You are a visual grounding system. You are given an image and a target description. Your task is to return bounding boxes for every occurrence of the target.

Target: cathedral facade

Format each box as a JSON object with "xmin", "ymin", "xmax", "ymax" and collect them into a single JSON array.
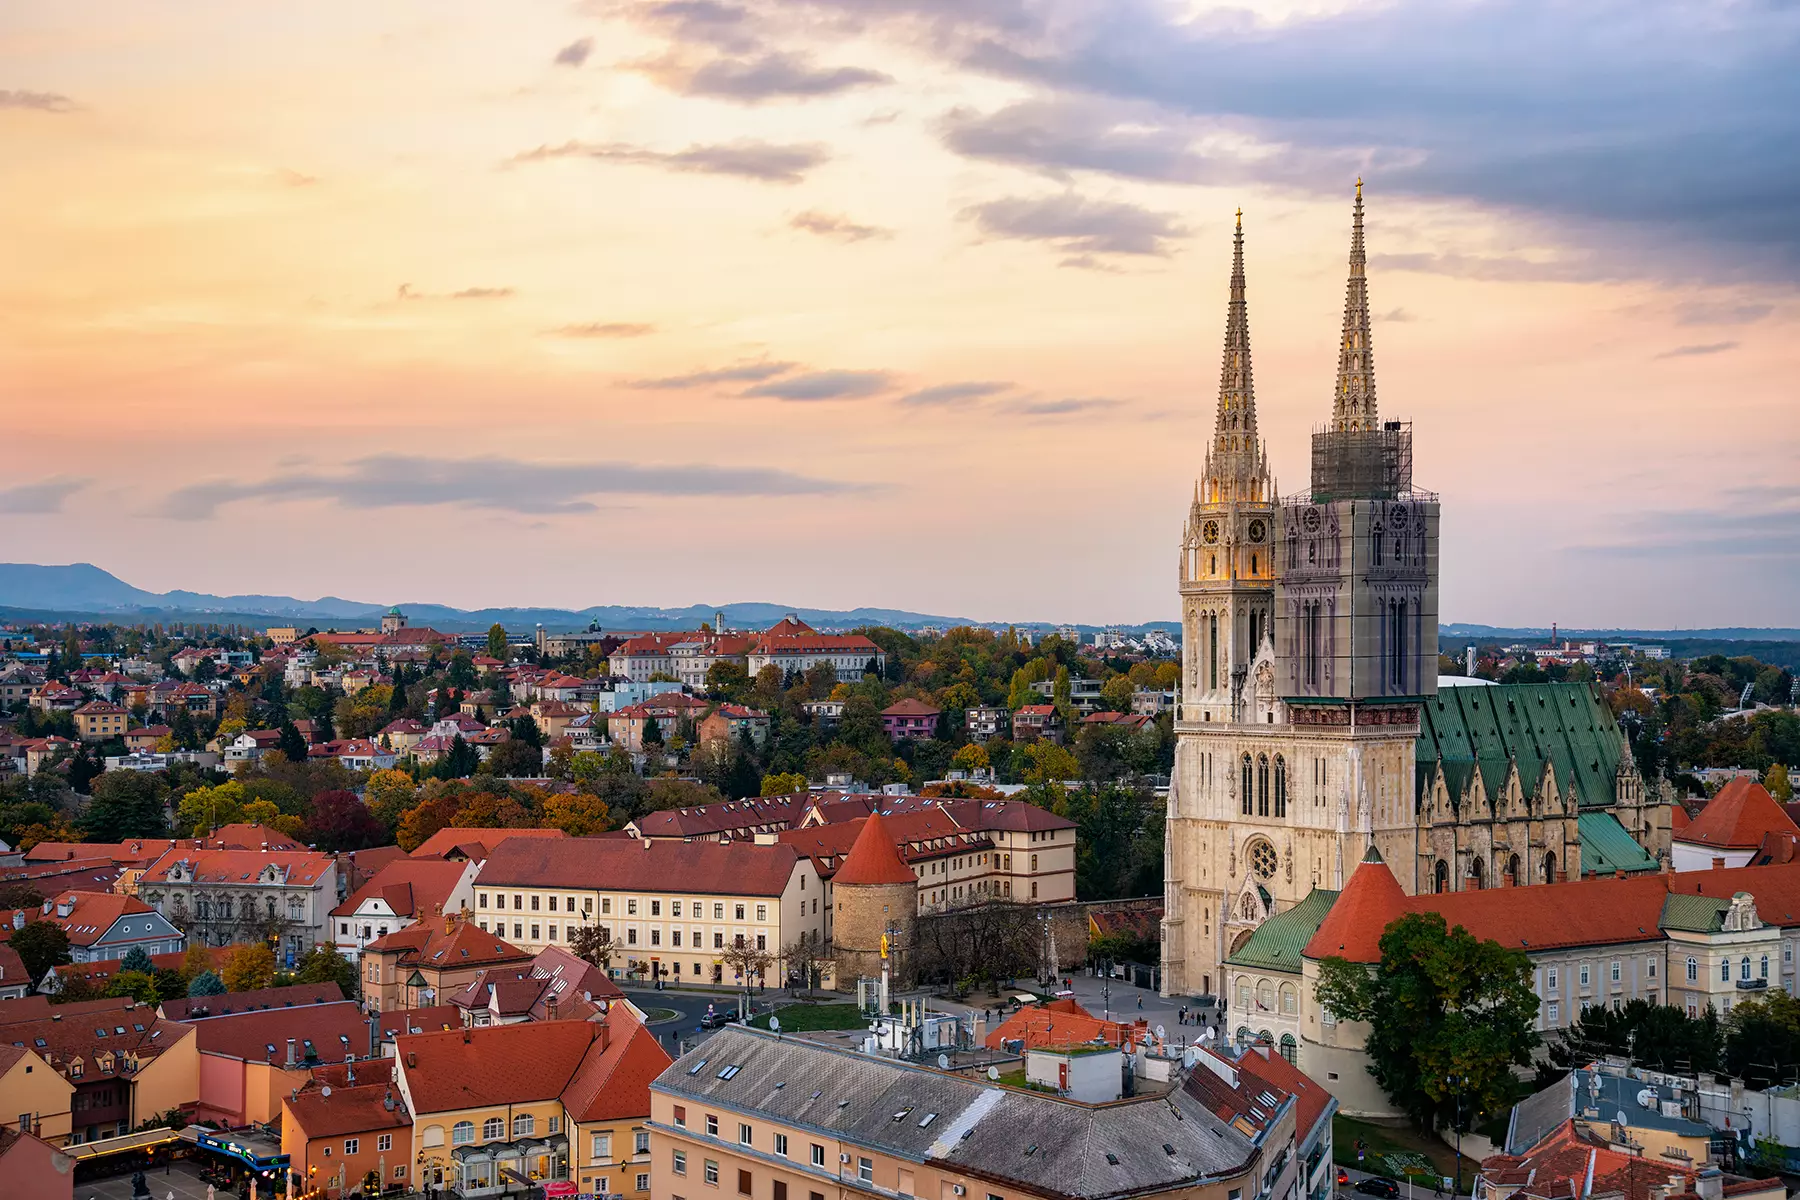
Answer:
[{"xmin": 1161, "ymin": 187, "xmax": 1668, "ymax": 1001}]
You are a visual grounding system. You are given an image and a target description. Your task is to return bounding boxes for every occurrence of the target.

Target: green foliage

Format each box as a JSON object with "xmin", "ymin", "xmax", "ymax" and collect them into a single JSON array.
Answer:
[
  {"xmin": 152, "ymin": 968, "xmax": 187, "ymax": 1002},
  {"xmin": 486, "ymin": 624, "xmax": 508, "ymax": 659},
  {"xmin": 119, "ymin": 946, "xmax": 155, "ymax": 975},
  {"xmin": 1724, "ymin": 989, "xmax": 1800, "ymax": 1086},
  {"xmin": 1767, "ymin": 763, "xmax": 1793, "ymax": 803},
  {"xmin": 83, "ymin": 771, "xmax": 168, "ymax": 841},
  {"xmin": 295, "ymin": 944, "xmax": 358, "ymax": 998},
  {"xmin": 104, "ymin": 970, "xmax": 159, "ymax": 1003},
  {"xmin": 1059, "ymin": 783, "xmax": 1164, "ymax": 900},
  {"xmin": 9, "ymin": 920, "xmax": 71, "ymax": 983},
  {"xmin": 1552, "ymin": 998, "xmax": 1721, "ymax": 1074},
  {"xmin": 186, "ymin": 969, "xmax": 227, "ymax": 997},
  {"xmin": 761, "ymin": 771, "xmax": 808, "ymax": 796},
  {"xmin": 1315, "ymin": 911, "xmax": 1540, "ymax": 1132}
]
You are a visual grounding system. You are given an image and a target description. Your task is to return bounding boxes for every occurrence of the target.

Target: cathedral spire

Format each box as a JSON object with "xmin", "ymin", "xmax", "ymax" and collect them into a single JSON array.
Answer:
[
  {"xmin": 1214, "ymin": 208, "xmax": 1256, "ymax": 447},
  {"xmin": 1331, "ymin": 179, "xmax": 1377, "ymax": 432}
]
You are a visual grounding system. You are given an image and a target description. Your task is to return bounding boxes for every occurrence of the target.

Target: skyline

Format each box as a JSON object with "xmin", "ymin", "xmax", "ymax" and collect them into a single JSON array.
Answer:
[{"xmin": 3, "ymin": 1, "xmax": 1796, "ymax": 627}]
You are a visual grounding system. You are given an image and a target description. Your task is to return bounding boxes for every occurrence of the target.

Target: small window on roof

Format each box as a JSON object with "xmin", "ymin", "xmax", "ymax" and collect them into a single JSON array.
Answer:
[
  {"xmin": 918, "ymin": 1113, "xmax": 937, "ymax": 1128},
  {"xmin": 687, "ymin": 1059, "xmax": 709, "ymax": 1076},
  {"xmin": 1105, "ymin": 1154, "xmax": 1120, "ymax": 1166},
  {"xmin": 718, "ymin": 1065, "xmax": 741, "ymax": 1080}
]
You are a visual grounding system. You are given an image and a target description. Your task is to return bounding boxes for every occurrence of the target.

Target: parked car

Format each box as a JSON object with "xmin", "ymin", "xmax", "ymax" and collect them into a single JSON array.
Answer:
[
  {"xmin": 1354, "ymin": 1178, "xmax": 1400, "ymax": 1199},
  {"xmin": 701, "ymin": 1008, "xmax": 742, "ymax": 1029}
]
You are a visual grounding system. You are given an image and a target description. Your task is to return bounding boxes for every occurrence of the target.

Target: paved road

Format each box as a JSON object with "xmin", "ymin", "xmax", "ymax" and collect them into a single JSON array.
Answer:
[{"xmin": 623, "ymin": 987, "xmax": 784, "ymax": 1053}]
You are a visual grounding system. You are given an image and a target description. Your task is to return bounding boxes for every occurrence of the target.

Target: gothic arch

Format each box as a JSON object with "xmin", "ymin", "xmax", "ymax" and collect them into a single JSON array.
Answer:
[
  {"xmin": 1434, "ymin": 859, "xmax": 1450, "ymax": 894},
  {"xmin": 1542, "ymin": 851, "xmax": 1557, "ymax": 885}
]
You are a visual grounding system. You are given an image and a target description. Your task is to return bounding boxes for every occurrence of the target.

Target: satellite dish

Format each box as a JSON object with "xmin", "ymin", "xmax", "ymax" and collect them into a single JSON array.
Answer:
[
  {"xmin": 1616, "ymin": 1111, "xmax": 1629, "ymax": 1127},
  {"xmin": 1637, "ymin": 1088, "xmax": 1656, "ymax": 1108},
  {"xmin": 938, "ymin": 1053, "xmax": 950, "ymax": 1069},
  {"xmin": 1205, "ymin": 1025, "xmax": 1216, "ymax": 1040},
  {"xmin": 1156, "ymin": 1024, "xmax": 1166, "ymax": 1040},
  {"xmin": 321, "ymin": 1085, "xmax": 331, "ymax": 1098},
  {"xmin": 770, "ymin": 1017, "xmax": 781, "ymax": 1033},
  {"xmin": 987, "ymin": 1066, "xmax": 1000, "ymax": 1081}
]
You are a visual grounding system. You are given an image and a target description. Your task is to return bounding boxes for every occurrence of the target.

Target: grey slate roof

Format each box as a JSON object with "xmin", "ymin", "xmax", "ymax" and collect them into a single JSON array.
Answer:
[{"xmin": 651, "ymin": 1027, "xmax": 1262, "ymax": 1200}]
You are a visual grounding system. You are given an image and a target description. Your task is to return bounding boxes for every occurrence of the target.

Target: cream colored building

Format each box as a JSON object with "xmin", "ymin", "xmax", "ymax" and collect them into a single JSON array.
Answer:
[{"xmin": 472, "ymin": 837, "xmax": 825, "ymax": 986}]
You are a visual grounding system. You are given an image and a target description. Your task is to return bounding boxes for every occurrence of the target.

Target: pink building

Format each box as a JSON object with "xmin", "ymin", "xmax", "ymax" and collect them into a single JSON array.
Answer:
[{"xmin": 880, "ymin": 698, "xmax": 941, "ymax": 741}]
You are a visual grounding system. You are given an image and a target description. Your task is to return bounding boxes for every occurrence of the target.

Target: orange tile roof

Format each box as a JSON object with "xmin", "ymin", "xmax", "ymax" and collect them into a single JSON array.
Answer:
[
  {"xmin": 984, "ymin": 998, "xmax": 1145, "ymax": 1052},
  {"xmin": 364, "ymin": 914, "xmax": 530, "ymax": 971},
  {"xmin": 407, "ymin": 826, "xmax": 568, "ymax": 861},
  {"xmin": 560, "ymin": 1008, "xmax": 673, "ymax": 1123},
  {"xmin": 1678, "ymin": 779, "xmax": 1799, "ymax": 849},
  {"xmin": 331, "ymin": 857, "xmax": 471, "ymax": 919},
  {"xmin": 397, "ymin": 1020, "xmax": 603, "ymax": 1114},
  {"xmin": 1301, "ymin": 845, "xmax": 1408, "ymax": 962},
  {"xmin": 284, "ymin": 1080, "xmax": 411, "ymax": 1141},
  {"xmin": 831, "ymin": 811, "xmax": 918, "ymax": 887}
]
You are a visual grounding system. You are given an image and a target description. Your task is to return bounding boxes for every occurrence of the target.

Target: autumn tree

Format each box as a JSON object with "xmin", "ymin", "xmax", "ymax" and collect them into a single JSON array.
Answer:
[
  {"xmin": 305, "ymin": 790, "xmax": 386, "ymax": 851},
  {"xmin": 543, "ymin": 791, "xmax": 611, "ymax": 836},
  {"xmin": 10, "ymin": 920, "xmax": 71, "ymax": 983},
  {"xmin": 761, "ymin": 771, "xmax": 807, "ymax": 796},
  {"xmin": 568, "ymin": 923, "xmax": 615, "ymax": 970},
  {"xmin": 720, "ymin": 939, "xmax": 774, "ymax": 988},
  {"xmin": 83, "ymin": 771, "xmax": 168, "ymax": 840},
  {"xmin": 295, "ymin": 945, "xmax": 358, "ymax": 998},
  {"xmin": 221, "ymin": 943, "xmax": 276, "ymax": 993}
]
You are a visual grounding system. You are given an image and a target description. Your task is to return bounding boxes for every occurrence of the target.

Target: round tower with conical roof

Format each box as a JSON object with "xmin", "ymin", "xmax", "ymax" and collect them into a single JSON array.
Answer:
[{"xmin": 830, "ymin": 811, "xmax": 918, "ymax": 994}]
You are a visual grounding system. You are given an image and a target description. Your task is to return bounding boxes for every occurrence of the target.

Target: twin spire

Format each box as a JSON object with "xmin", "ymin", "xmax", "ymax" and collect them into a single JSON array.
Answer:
[{"xmin": 1208, "ymin": 182, "xmax": 1378, "ymax": 445}]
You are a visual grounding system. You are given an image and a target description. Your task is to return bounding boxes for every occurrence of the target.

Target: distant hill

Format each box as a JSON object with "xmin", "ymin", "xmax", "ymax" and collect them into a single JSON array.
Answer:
[{"xmin": 0, "ymin": 561, "xmax": 1184, "ymax": 635}]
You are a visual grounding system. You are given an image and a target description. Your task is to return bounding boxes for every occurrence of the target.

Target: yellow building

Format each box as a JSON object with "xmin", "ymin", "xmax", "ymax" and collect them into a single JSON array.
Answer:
[
  {"xmin": 395, "ymin": 1007, "xmax": 669, "ymax": 1196},
  {"xmin": 0, "ymin": 1045, "xmax": 75, "ymax": 1145}
]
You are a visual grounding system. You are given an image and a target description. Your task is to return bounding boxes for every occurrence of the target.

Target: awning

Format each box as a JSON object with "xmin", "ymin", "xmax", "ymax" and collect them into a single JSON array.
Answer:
[{"xmin": 62, "ymin": 1127, "xmax": 182, "ymax": 1161}]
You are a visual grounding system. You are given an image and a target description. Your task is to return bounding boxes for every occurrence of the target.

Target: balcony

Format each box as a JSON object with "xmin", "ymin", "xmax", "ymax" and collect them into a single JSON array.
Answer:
[{"xmin": 1735, "ymin": 977, "xmax": 1769, "ymax": 990}]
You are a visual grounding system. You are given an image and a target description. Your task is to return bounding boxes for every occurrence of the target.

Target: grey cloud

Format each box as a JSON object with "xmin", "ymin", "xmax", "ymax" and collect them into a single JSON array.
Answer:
[
  {"xmin": 154, "ymin": 455, "xmax": 860, "ymax": 520},
  {"xmin": 898, "ymin": 381, "xmax": 1010, "ymax": 406},
  {"xmin": 547, "ymin": 322, "xmax": 657, "ymax": 338},
  {"xmin": 649, "ymin": 52, "xmax": 892, "ymax": 102},
  {"xmin": 1655, "ymin": 341, "xmax": 1738, "ymax": 359},
  {"xmin": 741, "ymin": 370, "xmax": 892, "ymax": 400},
  {"xmin": 1675, "ymin": 300, "xmax": 1774, "ymax": 326},
  {"xmin": 1375, "ymin": 308, "xmax": 1416, "ymax": 323},
  {"xmin": 939, "ymin": 99, "xmax": 1209, "ymax": 183},
  {"xmin": 1579, "ymin": 486, "xmax": 1800, "ymax": 559},
  {"xmin": 1007, "ymin": 397, "xmax": 1122, "ymax": 416},
  {"xmin": 1373, "ymin": 252, "xmax": 1619, "ymax": 284},
  {"xmin": 963, "ymin": 192, "xmax": 1187, "ymax": 257},
  {"xmin": 507, "ymin": 139, "xmax": 830, "ymax": 184},
  {"xmin": 789, "ymin": 210, "xmax": 892, "ymax": 242},
  {"xmin": 629, "ymin": 361, "xmax": 795, "ymax": 389},
  {"xmin": 632, "ymin": 0, "xmax": 762, "ymax": 53},
  {"xmin": 0, "ymin": 90, "xmax": 75, "ymax": 113},
  {"xmin": 554, "ymin": 38, "xmax": 595, "ymax": 67},
  {"xmin": 452, "ymin": 287, "xmax": 515, "ymax": 300},
  {"xmin": 0, "ymin": 477, "xmax": 88, "ymax": 514}
]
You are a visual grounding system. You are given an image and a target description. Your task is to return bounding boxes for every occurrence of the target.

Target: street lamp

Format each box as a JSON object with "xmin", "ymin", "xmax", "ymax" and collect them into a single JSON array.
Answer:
[{"xmin": 1445, "ymin": 1075, "xmax": 1468, "ymax": 1196}]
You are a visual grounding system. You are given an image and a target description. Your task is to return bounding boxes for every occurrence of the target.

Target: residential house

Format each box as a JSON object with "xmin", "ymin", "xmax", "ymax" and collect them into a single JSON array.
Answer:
[
  {"xmin": 123, "ymin": 726, "xmax": 170, "ymax": 752},
  {"xmin": 743, "ymin": 615, "xmax": 884, "ymax": 684},
  {"xmin": 185, "ymin": 999, "xmax": 385, "ymax": 1127},
  {"xmin": 0, "ymin": 1122, "xmax": 74, "ymax": 1200},
  {"xmin": 1672, "ymin": 779, "xmax": 1799, "ymax": 872},
  {"xmin": 0, "ymin": 1043, "xmax": 74, "ymax": 1144},
  {"xmin": 1131, "ymin": 689, "xmax": 1177, "ymax": 716},
  {"xmin": 0, "ymin": 893, "xmax": 185, "ymax": 963},
  {"xmin": 71, "ymin": 702, "xmax": 128, "ymax": 743},
  {"xmin": 223, "ymin": 728, "xmax": 285, "ymax": 765},
  {"xmin": 801, "ymin": 698, "xmax": 844, "ymax": 730},
  {"xmin": 0, "ymin": 999, "xmax": 199, "ymax": 1146},
  {"xmin": 0, "ymin": 667, "xmax": 45, "ymax": 708},
  {"xmin": 149, "ymin": 681, "xmax": 217, "ymax": 720},
  {"xmin": 281, "ymin": 1080, "xmax": 414, "ymax": 1199},
  {"xmin": 407, "ymin": 827, "xmax": 569, "ymax": 863},
  {"xmin": 964, "ymin": 705, "xmax": 1009, "ymax": 742},
  {"xmin": 395, "ymin": 1006, "xmax": 669, "ymax": 1199},
  {"xmin": 30, "ymin": 685, "xmax": 85, "ymax": 715},
  {"xmin": 531, "ymin": 700, "xmax": 586, "ymax": 744},
  {"xmin": 697, "ymin": 704, "xmax": 771, "ymax": 752},
  {"xmin": 377, "ymin": 718, "xmax": 429, "ymax": 752},
  {"xmin": 1011, "ymin": 704, "xmax": 1065, "ymax": 743},
  {"xmin": 649, "ymin": 1026, "xmax": 1305, "ymax": 1200},
  {"xmin": 880, "ymin": 698, "xmax": 941, "ymax": 741},
  {"xmin": 331, "ymin": 857, "xmax": 480, "ymax": 961},
  {"xmin": 0, "ymin": 942, "xmax": 29, "ymax": 1000},
  {"xmin": 443, "ymin": 944, "xmax": 625, "ymax": 1028},
  {"xmin": 471, "ymin": 838, "xmax": 825, "ymax": 986},
  {"xmin": 360, "ymin": 914, "xmax": 532, "ymax": 1014},
  {"xmin": 1030, "ymin": 674, "xmax": 1104, "ymax": 713},
  {"xmin": 137, "ymin": 848, "xmax": 340, "ymax": 961}
]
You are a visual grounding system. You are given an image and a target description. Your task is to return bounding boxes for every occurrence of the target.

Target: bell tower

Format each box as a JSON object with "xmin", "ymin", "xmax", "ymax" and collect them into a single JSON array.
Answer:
[{"xmin": 1180, "ymin": 211, "xmax": 1278, "ymax": 726}]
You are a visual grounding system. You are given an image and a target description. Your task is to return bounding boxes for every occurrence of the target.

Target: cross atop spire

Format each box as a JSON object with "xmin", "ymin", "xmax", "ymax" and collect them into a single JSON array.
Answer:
[
  {"xmin": 1214, "ymin": 209, "xmax": 1256, "ymax": 447},
  {"xmin": 1331, "ymin": 181, "xmax": 1377, "ymax": 432}
]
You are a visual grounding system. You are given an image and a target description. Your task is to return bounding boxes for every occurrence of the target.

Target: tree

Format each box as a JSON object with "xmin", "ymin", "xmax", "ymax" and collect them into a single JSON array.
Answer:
[
  {"xmin": 780, "ymin": 936, "xmax": 831, "ymax": 996},
  {"xmin": 221, "ymin": 943, "xmax": 276, "ymax": 993},
  {"xmin": 568, "ymin": 923, "xmax": 615, "ymax": 970},
  {"xmin": 1021, "ymin": 740, "xmax": 1079, "ymax": 787},
  {"xmin": 1767, "ymin": 763, "xmax": 1793, "ymax": 804},
  {"xmin": 276, "ymin": 719, "xmax": 309, "ymax": 764},
  {"xmin": 120, "ymin": 946, "xmax": 155, "ymax": 975},
  {"xmin": 152, "ymin": 967, "xmax": 187, "ymax": 1003},
  {"xmin": 761, "ymin": 771, "xmax": 808, "ymax": 796},
  {"xmin": 951, "ymin": 743, "xmax": 989, "ymax": 773},
  {"xmin": 186, "ymin": 970, "xmax": 227, "ymax": 998},
  {"xmin": 305, "ymin": 789, "xmax": 386, "ymax": 851},
  {"xmin": 365, "ymin": 768, "xmax": 418, "ymax": 833},
  {"xmin": 543, "ymin": 791, "xmax": 611, "ymax": 836},
  {"xmin": 1553, "ymin": 998, "xmax": 1721, "ymax": 1075},
  {"xmin": 435, "ymin": 734, "xmax": 480, "ymax": 779},
  {"xmin": 487, "ymin": 624, "xmax": 509, "ymax": 660},
  {"xmin": 642, "ymin": 716, "xmax": 663, "ymax": 747},
  {"xmin": 1314, "ymin": 911, "xmax": 1539, "ymax": 1133},
  {"xmin": 181, "ymin": 941, "xmax": 214, "ymax": 983},
  {"xmin": 82, "ymin": 770, "xmax": 169, "ymax": 840},
  {"xmin": 295, "ymin": 945, "xmax": 358, "ymax": 998},
  {"xmin": 1100, "ymin": 674, "xmax": 1135, "ymax": 714},
  {"xmin": 104, "ymin": 970, "xmax": 159, "ymax": 1003},
  {"xmin": 1725, "ymin": 989, "xmax": 1800, "ymax": 1085},
  {"xmin": 484, "ymin": 737, "xmax": 543, "ymax": 778},
  {"xmin": 10, "ymin": 920, "xmax": 71, "ymax": 984},
  {"xmin": 720, "ymin": 939, "xmax": 774, "ymax": 988}
]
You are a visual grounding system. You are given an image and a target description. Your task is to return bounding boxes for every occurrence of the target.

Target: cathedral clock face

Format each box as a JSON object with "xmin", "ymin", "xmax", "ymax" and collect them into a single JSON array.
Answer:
[
  {"xmin": 1303, "ymin": 507, "xmax": 1321, "ymax": 534},
  {"xmin": 1390, "ymin": 503, "xmax": 1410, "ymax": 528},
  {"xmin": 1247, "ymin": 519, "xmax": 1266, "ymax": 543},
  {"xmin": 1249, "ymin": 841, "xmax": 1278, "ymax": 880},
  {"xmin": 1202, "ymin": 520, "xmax": 1220, "ymax": 544}
]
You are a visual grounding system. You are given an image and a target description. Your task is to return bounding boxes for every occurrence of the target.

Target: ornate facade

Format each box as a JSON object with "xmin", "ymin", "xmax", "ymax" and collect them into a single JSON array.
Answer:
[{"xmin": 1161, "ymin": 186, "xmax": 1667, "ymax": 1002}]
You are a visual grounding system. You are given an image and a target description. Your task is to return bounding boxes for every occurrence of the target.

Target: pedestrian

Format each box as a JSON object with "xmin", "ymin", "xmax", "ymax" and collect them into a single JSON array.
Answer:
[{"xmin": 1136, "ymin": 995, "xmax": 1143, "ymax": 1010}]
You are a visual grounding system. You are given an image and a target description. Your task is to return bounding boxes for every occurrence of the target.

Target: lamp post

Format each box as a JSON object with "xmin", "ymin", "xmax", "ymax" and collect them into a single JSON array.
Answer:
[{"xmin": 1446, "ymin": 1075, "xmax": 1468, "ymax": 1196}]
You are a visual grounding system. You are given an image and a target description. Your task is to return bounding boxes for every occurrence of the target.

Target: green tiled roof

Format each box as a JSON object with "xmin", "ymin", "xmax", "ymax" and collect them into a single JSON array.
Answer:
[
  {"xmin": 1418, "ymin": 683, "xmax": 1629, "ymax": 811},
  {"xmin": 1579, "ymin": 811, "xmax": 1659, "ymax": 875},
  {"xmin": 1226, "ymin": 888, "xmax": 1339, "ymax": 973},
  {"xmin": 1659, "ymin": 893, "xmax": 1731, "ymax": 933}
]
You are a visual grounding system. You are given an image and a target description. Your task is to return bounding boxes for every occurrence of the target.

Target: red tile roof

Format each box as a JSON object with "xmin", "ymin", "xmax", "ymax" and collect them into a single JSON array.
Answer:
[
  {"xmin": 1479, "ymin": 1120, "xmax": 1700, "ymax": 1200},
  {"xmin": 184, "ymin": 999, "xmax": 372, "ymax": 1063},
  {"xmin": 1678, "ymin": 779, "xmax": 1799, "ymax": 849},
  {"xmin": 140, "ymin": 847, "xmax": 335, "ymax": 887},
  {"xmin": 560, "ymin": 1008, "xmax": 672, "ymax": 1123},
  {"xmin": 407, "ymin": 826, "xmax": 568, "ymax": 861},
  {"xmin": 475, "ymin": 836, "xmax": 803, "ymax": 897},
  {"xmin": 882, "ymin": 698, "xmax": 941, "ymax": 718},
  {"xmin": 0, "ymin": 892, "xmax": 159, "ymax": 948},
  {"xmin": 284, "ymin": 1080, "xmax": 411, "ymax": 1141},
  {"xmin": 331, "ymin": 857, "xmax": 471, "ymax": 920},
  {"xmin": 0, "ymin": 943, "xmax": 26, "ymax": 991},
  {"xmin": 364, "ymin": 914, "xmax": 529, "ymax": 971},
  {"xmin": 830, "ymin": 811, "xmax": 918, "ymax": 887},
  {"xmin": 1230, "ymin": 1039, "xmax": 1334, "ymax": 1144},
  {"xmin": 984, "ymin": 998, "xmax": 1146, "ymax": 1052},
  {"xmin": 396, "ymin": 1019, "xmax": 604, "ymax": 1113},
  {"xmin": 160, "ymin": 982, "xmax": 345, "ymax": 1021},
  {"xmin": 1302, "ymin": 845, "xmax": 1409, "ymax": 962}
]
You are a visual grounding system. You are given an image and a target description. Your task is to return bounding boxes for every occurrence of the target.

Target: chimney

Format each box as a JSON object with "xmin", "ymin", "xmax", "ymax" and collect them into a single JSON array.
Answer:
[
  {"xmin": 407, "ymin": 1051, "xmax": 417, "ymax": 1068},
  {"xmin": 462, "ymin": 1027, "xmax": 471, "ymax": 1044},
  {"xmin": 383, "ymin": 1088, "xmax": 395, "ymax": 1112},
  {"xmin": 1713, "ymin": 857, "xmax": 1726, "ymax": 870},
  {"xmin": 547, "ymin": 993, "xmax": 558, "ymax": 1020},
  {"xmin": 286, "ymin": 1038, "xmax": 297, "ymax": 1068},
  {"xmin": 1695, "ymin": 1170, "xmax": 1723, "ymax": 1200},
  {"xmin": 10, "ymin": 912, "xmax": 22, "ymax": 931},
  {"xmin": 1615, "ymin": 870, "xmax": 1626, "ymax": 880}
]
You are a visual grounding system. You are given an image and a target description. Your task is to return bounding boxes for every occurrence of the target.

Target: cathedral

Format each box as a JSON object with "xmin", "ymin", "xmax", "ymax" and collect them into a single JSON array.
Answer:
[{"xmin": 1160, "ymin": 186, "xmax": 1669, "ymax": 1001}]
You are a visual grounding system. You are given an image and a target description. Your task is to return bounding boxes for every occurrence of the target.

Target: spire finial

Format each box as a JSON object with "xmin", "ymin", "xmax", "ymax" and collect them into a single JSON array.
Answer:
[
  {"xmin": 1212, "ymin": 212, "xmax": 1256, "ymax": 448},
  {"xmin": 1331, "ymin": 181, "xmax": 1376, "ymax": 432}
]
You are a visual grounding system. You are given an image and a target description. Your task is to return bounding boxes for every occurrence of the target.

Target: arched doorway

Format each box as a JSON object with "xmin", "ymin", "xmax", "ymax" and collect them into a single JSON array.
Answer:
[
  {"xmin": 1469, "ymin": 857, "xmax": 1485, "ymax": 890},
  {"xmin": 1434, "ymin": 859, "xmax": 1450, "ymax": 894},
  {"xmin": 1542, "ymin": 851, "xmax": 1557, "ymax": 884},
  {"xmin": 1507, "ymin": 853, "xmax": 1521, "ymax": 886}
]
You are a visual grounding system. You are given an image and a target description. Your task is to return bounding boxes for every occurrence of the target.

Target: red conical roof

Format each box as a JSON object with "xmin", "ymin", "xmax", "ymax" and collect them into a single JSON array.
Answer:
[
  {"xmin": 1302, "ymin": 844, "xmax": 1407, "ymax": 963},
  {"xmin": 832, "ymin": 812, "xmax": 917, "ymax": 887},
  {"xmin": 1678, "ymin": 778, "xmax": 1798, "ymax": 850}
]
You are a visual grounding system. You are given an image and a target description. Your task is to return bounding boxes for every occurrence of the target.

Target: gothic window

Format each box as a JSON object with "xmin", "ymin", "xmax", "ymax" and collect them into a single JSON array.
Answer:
[
  {"xmin": 1469, "ymin": 857, "xmax": 1485, "ymax": 890},
  {"xmin": 1249, "ymin": 840, "xmax": 1277, "ymax": 880},
  {"xmin": 1433, "ymin": 860, "xmax": 1449, "ymax": 894},
  {"xmin": 1241, "ymin": 755, "xmax": 1253, "ymax": 817},
  {"xmin": 1543, "ymin": 851, "xmax": 1557, "ymax": 884},
  {"xmin": 1287, "ymin": 529, "xmax": 1298, "ymax": 569},
  {"xmin": 1239, "ymin": 894, "xmax": 1258, "ymax": 921},
  {"xmin": 1256, "ymin": 755, "xmax": 1269, "ymax": 816},
  {"xmin": 1273, "ymin": 756, "xmax": 1287, "ymax": 818},
  {"xmin": 1372, "ymin": 523, "xmax": 1384, "ymax": 566},
  {"xmin": 1507, "ymin": 854, "xmax": 1521, "ymax": 884},
  {"xmin": 1209, "ymin": 616, "xmax": 1219, "ymax": 692}
]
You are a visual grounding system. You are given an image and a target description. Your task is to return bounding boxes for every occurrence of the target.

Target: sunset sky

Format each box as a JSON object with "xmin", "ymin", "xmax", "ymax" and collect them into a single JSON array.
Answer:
[{"xmin": 2, "ymin": 0, "xmax": 1796, "ymax": 628}]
